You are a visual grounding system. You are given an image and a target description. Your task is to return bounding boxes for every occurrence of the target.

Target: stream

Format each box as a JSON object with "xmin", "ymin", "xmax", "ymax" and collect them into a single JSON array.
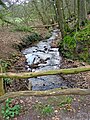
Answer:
[{"xmin": 22, "ymin": 30, "xmax": 67, "ymax": 90}]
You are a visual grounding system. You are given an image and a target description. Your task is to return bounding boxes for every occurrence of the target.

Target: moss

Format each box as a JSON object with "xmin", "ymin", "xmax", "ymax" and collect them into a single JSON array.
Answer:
[{"xmin": 59, "ymin": 23, "xmax": 90, "ymax": 64}]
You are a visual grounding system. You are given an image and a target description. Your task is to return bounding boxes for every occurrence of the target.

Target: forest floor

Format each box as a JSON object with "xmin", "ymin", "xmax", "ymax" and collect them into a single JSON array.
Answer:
[{"xmin": 0, "ymin": 25, "xmax": 90, "ymax": 120}]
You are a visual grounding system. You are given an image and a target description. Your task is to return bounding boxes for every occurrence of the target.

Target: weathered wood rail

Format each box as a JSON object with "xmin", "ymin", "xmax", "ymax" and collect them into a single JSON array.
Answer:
[
  {"xmin": 0, "ymin": 66, "xmax": 90, "ymax": 102},
  {"xmin": 0, "ymin": 64, "xmax": 5, "ymax": 96},
  {"xmin": 0, "ymin": 88, "xmax": 90, "ymax": 103},
  {"xmin": 0, "ymin": 66, "xmax": 90, "ymax": 79}
]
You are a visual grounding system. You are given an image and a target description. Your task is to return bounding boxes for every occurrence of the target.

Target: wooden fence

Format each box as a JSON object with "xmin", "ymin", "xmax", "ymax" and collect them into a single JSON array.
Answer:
[{"xmin": 0, "ymin": 66, "xmax": 90, "ymax": 103}]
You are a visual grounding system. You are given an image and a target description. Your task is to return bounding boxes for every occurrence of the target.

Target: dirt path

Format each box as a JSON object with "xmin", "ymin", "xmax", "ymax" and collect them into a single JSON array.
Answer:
[{"xmin": 0, "ymin": 95, "xmax": 90, "ymax": 120}]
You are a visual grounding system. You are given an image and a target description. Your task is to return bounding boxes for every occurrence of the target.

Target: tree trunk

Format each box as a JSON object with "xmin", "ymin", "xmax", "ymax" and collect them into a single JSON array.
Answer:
[
  {"xmin": 32, "ymin": 0, "xmax": 46, "ymax": 24},
  {"xmin": 55, "ymin": 0, "xmax": 65, "ymax": 38},
  {"xmin": 74, "ymin": 0, "xmax": 77, "ymax": 15},
  {"xmin": 65, "ymin": 0, "xmax": 71, "ymax": 17},
  {"xmin": 77, "ymin": 0, "xmax": 87, "ymax": 27},
  {"xmin": 40, "ymin": 0, "xmax": 50, "ymax": 24}
]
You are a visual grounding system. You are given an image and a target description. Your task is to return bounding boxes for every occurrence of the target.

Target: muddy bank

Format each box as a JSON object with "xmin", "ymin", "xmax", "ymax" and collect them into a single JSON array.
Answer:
[{"xmin": 0, "ymin": 26, "xmax": 48, "ymax": 60}]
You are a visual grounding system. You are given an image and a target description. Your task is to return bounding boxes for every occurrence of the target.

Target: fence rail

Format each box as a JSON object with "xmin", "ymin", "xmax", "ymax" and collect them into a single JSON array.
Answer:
[
  {"xmin": 0, "ymin": 66, "xmax": 90, "ymax": 102},
  {"xmin": 0, "ymin": 65, "xmax": 90, "ymax": 79},
  {"xmin": 0, "ymin": 88, "xmax": 90, "ymax": 103}
]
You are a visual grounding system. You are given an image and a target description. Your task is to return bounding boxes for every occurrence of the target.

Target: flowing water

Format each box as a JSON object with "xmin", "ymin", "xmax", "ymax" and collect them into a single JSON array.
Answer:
[{"xmin": 22, "ymin": 30, "xmax": 67, "ymax": 90}]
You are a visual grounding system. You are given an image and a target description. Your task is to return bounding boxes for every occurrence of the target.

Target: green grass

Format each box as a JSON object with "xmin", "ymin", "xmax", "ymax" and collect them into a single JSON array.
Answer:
[
  {"xmin": 33, "ymin": 96, "xmax": 73, "ymax": 117},
  {"xmin": 33, "ymin": 103, "xmax": 54, "ymax": 116}
]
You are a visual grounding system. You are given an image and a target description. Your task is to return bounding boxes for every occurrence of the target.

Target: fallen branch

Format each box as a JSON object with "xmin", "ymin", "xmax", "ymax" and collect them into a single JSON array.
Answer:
[
  {"xmin": 0, "ymin": 66, "xmax": 90, "ymax": 79},
  {"xmin": 0, "ymin": 88, "xmax": 90, "ymax": 103},
  {"xmin": 30, "ymin": 23, "xmax": 58, "ymax": 28}
]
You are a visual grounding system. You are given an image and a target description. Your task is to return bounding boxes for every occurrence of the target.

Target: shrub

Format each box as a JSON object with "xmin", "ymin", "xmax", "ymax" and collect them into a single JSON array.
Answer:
[
  {"xmin": 1, "ymin": 98, "xmax": 21, "ymax": 120},
  {"xmin": 0, "ymin": 59, "xmax": 11, "ymax": 72},
  {"xmin": 0, "ymin": 59, "xmax": 12, "ymax": 86}
]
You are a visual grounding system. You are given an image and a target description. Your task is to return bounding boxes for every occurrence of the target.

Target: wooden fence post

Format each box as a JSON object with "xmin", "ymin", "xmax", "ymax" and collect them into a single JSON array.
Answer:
[{"xmin": 0, "ymin": 64, "xmax": 5, "ymax": 96}]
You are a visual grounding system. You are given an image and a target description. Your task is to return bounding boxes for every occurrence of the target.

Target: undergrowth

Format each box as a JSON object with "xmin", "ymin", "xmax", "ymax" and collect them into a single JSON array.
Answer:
[
  {"xmin": 33, "ymin": 103, "xmax": 54, "ymax": 116},
  {"xmin": 0, "ymin": 59, "xmax": 12, "ymax": 88},
  {"xmin": 33, "ymin": 96, "xmax": 73, "ymax": 117},
  {"xmin": 18, "ymin": 32, "xmax": 43, "ymax": 51},
  {"xmin": 22, "ymin": 32, "xmax": 43, "ymax": 46},
  {"xmin": 11, "ymin": 26, "xmax": 34, "ymax": 32},
  {"xmin": 59, "ymin": 23, "xmax": 90, "ymax": 63}
]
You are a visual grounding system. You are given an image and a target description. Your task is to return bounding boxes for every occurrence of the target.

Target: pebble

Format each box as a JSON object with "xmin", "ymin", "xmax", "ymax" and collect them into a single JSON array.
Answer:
[
  {"xmin": 37, "ymin": 116, "xmax": 40, "ymax": 118},
  {"xmin": 20, "ymin": 100, "xmax": 24, "ymax": 103},
  {"xmin": 52, "ymin": 117, "xmax": 60, "ymax": 120},
  {"xmin": 54, "ymin": 110, "xmax": 58, "ymax": 113}
]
